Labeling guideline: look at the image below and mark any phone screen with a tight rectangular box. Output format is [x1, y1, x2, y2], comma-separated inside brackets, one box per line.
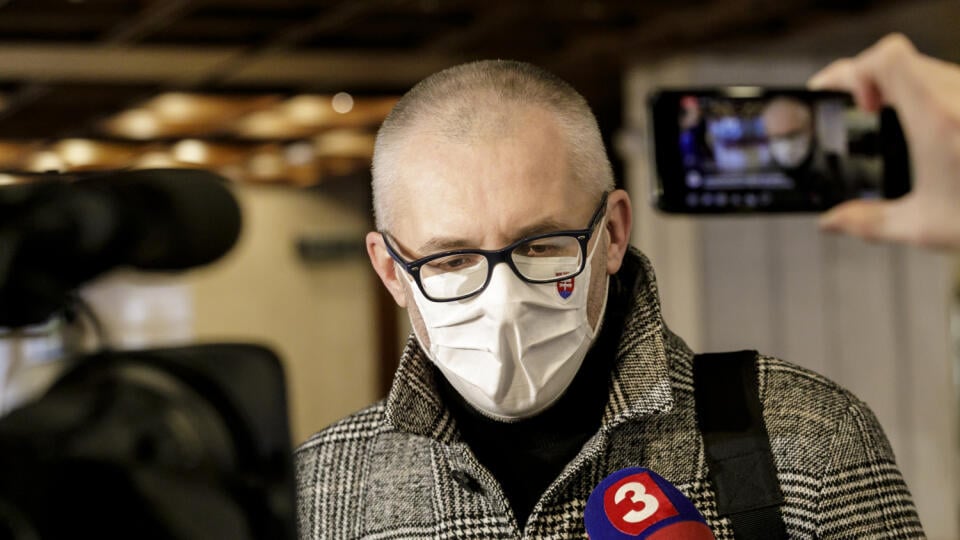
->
[649, 89, 910, 213]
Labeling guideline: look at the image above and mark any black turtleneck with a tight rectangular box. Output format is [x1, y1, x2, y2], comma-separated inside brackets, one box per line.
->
[435, 273, 630, 530]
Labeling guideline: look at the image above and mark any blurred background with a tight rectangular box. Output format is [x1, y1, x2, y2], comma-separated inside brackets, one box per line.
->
[0, 0, 956, 536]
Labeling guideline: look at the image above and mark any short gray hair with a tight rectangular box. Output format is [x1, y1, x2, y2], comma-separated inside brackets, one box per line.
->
[372, 60, 614, 231]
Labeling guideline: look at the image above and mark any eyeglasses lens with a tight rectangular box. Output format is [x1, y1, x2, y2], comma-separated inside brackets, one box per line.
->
[511, 236, 583, 281]
[420, 255, 488, 299]
[417, 236, 584, 300]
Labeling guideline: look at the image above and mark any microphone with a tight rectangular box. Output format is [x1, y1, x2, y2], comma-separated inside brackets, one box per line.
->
[584, 467, 716, 539]
[0, 168, 242, 327]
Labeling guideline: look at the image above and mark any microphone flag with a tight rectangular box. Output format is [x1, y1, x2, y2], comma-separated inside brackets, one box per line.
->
[584, 467, 716, 539]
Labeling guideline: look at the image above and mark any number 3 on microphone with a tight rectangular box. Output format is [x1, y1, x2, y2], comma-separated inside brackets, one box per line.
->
[602, 472, 679, 535]
[613, 481, 660, 523]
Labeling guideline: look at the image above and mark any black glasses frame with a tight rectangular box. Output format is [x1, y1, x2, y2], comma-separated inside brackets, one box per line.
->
[382, 192, 609, 302]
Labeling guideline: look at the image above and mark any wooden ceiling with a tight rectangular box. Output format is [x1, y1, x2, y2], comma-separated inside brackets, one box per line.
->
[0, 0, 905, 144]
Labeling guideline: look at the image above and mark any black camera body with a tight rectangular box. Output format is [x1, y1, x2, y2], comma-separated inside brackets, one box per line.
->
[0, 170, 297, 539]
[0, 344, 296, 540]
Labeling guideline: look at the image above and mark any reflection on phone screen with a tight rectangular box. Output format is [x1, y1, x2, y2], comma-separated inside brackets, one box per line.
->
[677, 94, 883, 210]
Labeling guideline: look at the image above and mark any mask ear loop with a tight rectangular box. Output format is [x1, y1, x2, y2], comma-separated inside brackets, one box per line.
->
[585, 216, 607, 261]
[393, 260, 420, 304]
[393, 260, 440, 358]
[587, 225, 611, 338]
[393, 261, 409, 285]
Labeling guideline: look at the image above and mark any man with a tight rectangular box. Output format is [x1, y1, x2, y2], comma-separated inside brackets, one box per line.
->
[296, 60, 922, 538]
[762, 96, 816, 170]
[760, 96, 863, 206]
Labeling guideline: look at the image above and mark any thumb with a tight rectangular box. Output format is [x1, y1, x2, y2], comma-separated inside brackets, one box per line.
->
[818, 199, 905, 243]
[807, 58, 849, 91]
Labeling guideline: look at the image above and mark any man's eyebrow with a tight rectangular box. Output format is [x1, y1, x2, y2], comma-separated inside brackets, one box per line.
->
[416, 218, 572, 256]
[416, 237, 474, 255]
[511, 219, 571, 241]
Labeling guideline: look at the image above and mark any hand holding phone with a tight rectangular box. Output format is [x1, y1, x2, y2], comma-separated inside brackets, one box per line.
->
[648, 88, 911, 214]
[811, 34, 960, 249]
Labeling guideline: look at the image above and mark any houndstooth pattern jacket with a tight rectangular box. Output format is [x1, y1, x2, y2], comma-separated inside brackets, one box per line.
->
[295, 248, 924, 539]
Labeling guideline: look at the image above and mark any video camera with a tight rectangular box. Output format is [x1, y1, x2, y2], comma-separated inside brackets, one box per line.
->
[0, 169, 296, 539]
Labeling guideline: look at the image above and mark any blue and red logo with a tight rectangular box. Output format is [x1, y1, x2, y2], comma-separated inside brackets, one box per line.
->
[584, 467, 715, 539]
[556, 275, 575, 299]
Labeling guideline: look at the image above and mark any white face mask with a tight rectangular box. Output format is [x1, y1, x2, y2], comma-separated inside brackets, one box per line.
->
[769, 134, 811, 169]
[403, 230, 609, 421]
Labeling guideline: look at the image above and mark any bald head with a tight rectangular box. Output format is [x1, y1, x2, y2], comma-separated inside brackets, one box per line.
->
[371, 60, 614, 231]
[762, 97, 813, 138]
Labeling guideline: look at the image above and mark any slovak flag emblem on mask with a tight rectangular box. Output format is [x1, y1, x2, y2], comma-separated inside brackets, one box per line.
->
[556, 275, 575, 299]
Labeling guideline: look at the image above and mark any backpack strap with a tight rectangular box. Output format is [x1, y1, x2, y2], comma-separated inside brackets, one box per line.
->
[693, 351, 787, 540]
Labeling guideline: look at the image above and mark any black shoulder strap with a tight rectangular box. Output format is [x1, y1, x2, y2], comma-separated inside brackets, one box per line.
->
[693, 351, 787, 540]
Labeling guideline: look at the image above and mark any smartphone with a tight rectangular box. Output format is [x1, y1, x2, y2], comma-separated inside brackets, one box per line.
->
[648, 88, 911, 213]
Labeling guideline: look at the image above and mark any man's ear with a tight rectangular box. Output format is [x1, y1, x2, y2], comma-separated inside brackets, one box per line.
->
[366, 231, 409, 308]
[603, 189, 633, 275]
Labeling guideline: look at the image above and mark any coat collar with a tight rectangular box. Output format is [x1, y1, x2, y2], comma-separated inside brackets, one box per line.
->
[384, 247, 675, 442]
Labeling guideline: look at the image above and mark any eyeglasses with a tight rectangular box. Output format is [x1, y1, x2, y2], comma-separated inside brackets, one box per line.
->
[382, 192, 609, 302]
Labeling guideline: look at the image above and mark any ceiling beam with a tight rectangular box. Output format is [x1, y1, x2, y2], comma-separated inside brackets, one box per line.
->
[0, 43, 462, 89]
[100, 0, 200, 46]
[257, 0, 389, 52]
[223, 50, 464, 88]
[419, 3, 535, 53]
[0, 0, 201, 129]
[191, 0, 393, 88]
[0, 44, 238, 84]
[546, 0, 789, 73]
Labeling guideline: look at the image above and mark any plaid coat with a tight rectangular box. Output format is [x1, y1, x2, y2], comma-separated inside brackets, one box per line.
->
[295, 248, 923, 539]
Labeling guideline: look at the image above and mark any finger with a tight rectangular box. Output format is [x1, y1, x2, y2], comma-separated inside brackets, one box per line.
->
[807, 58, 883, 112]
[809, 33, 919, 111]
[854, 33, 918, 109]
[807, 58, 851, 91]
